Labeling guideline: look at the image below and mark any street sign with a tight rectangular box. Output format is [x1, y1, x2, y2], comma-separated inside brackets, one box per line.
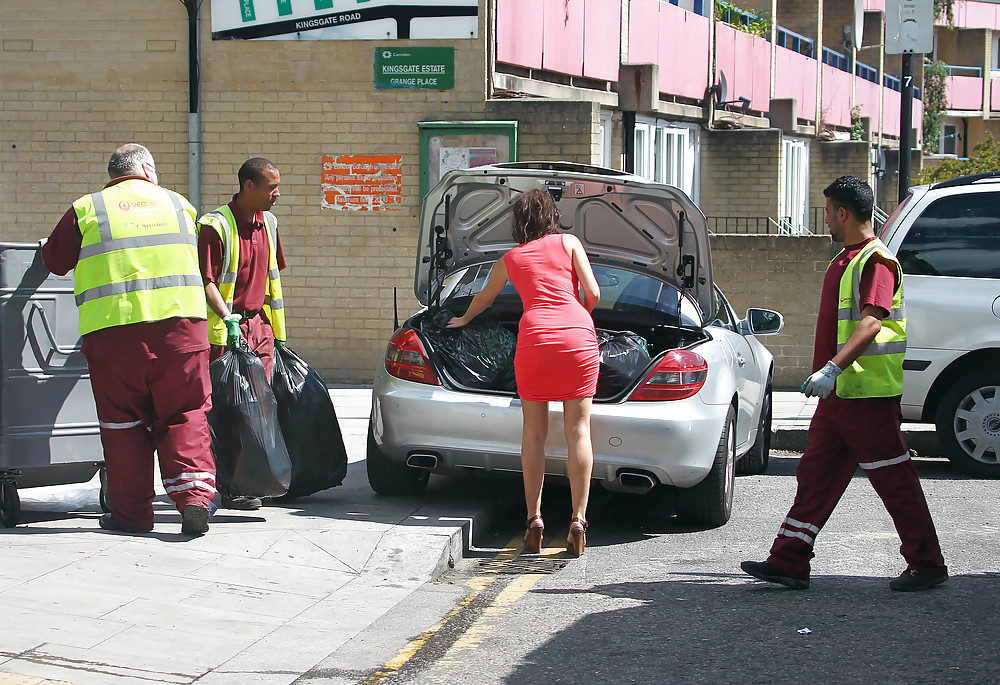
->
[374, 47, 455, 90]
[885, 0, 933, 54]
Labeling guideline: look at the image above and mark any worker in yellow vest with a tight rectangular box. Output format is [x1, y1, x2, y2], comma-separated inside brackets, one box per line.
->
[742, 176, 947, 592]
[42, 143, 216, 537]
[197, 157, 287, 511]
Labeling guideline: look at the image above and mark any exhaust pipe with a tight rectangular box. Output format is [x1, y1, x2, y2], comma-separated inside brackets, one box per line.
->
[406, 453, 439, 469]
[617, 470, 657, 493]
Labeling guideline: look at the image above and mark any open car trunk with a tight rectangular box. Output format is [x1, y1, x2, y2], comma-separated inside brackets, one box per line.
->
[409, 304, 710, 402]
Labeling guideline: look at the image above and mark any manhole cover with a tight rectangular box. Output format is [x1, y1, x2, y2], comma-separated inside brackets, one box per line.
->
[477, 556, 569, 574]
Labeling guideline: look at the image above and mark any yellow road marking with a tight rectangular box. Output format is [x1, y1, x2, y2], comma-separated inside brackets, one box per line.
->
[362, 531, 567, 684]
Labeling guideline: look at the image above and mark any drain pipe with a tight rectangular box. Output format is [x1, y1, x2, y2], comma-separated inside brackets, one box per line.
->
[185, 1, 202, 211]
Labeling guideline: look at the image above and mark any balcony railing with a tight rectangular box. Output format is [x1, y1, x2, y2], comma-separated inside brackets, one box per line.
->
[942, 64, 983, 77]
[823, 46, 850, 71]
[776, 26, 814, 57]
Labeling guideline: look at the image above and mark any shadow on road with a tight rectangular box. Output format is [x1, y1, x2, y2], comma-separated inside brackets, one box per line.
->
[511, 572, 1000, 684]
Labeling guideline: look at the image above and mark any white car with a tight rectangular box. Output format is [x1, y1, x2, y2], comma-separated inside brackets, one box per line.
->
[367, 163, 783, 525]
[879, 172, 1000, 476]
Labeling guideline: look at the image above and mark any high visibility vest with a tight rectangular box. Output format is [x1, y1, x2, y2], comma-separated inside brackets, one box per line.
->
[196, 205, 286, 345]
[834, 238, 906, 398]
[71, 179, 206, 335]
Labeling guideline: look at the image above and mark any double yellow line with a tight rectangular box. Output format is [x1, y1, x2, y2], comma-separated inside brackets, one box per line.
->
[361, 530, 570, 684]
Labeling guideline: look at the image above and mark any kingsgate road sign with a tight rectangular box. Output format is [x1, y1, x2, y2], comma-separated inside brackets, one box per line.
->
[374, 47, 454, 90]
[213, 0, 478, 41]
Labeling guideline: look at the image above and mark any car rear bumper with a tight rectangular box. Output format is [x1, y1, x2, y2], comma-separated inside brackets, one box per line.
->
[371, 367, 730, 489]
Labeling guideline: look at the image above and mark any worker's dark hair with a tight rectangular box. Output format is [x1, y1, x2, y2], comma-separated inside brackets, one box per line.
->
[238, 157, 278, 191]
[823, 175, 874, 222]
[512, 189, 560, 244]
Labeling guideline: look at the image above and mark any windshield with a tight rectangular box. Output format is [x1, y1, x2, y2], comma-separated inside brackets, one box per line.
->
[441, 263, 702, 327]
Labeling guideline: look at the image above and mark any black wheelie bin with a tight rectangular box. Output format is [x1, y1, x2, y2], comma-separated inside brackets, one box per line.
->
[0, 242, 106, 527]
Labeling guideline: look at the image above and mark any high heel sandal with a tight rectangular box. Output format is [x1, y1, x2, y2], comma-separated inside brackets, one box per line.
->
[523, 515, 544, 554]
[566, 516, 588, 558]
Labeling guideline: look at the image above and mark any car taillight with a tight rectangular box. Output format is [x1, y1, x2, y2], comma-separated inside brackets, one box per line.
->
[384, 329, 440, 385]
[629, 350, 708, 401]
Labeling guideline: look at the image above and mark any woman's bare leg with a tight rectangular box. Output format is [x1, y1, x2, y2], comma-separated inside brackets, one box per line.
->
[562, 397, 594, 521]
[520, 400, 549, 518]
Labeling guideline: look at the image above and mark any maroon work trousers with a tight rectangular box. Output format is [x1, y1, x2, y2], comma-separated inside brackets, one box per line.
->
[767, 394, 946, 580]
[88, 349, 216, 532]
[209, 311, 275, 380]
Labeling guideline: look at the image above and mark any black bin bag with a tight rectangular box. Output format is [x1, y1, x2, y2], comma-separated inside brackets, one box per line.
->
[419, 309, 516, 391]
[596, 330, 651, 397]
[270, 345, 348, 499]
[208, 345, 291, 498]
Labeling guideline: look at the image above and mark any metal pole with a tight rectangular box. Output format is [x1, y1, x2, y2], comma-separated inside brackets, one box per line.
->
[898, 52, 913, 203]
[187, 1, 202, 212]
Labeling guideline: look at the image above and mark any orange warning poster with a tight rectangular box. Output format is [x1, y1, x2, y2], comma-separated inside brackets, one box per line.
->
[321, 154, 402, 211]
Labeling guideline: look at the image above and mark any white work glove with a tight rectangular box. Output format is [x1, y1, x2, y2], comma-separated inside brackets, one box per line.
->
[801, 361, 842, 399]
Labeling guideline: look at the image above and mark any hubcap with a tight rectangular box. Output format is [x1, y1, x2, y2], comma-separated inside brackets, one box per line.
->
[953, 385, 1000, 465]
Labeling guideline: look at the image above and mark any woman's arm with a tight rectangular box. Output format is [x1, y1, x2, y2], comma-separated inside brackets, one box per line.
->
[446, 257, 509, 328]
[564, 235, 600, 312]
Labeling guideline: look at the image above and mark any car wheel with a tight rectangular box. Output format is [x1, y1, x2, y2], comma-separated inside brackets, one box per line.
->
[677, 405, 736, 527]
[737, 383, 771, 475]
[0, 481, 20, 528]
[366, 423, 430, 495]
[935, 370, 1000, 478]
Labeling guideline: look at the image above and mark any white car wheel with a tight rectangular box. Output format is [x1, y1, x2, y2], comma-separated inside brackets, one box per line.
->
[936, 370, 1000, 478]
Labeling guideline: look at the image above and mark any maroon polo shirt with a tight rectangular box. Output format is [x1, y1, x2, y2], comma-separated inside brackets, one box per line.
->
[812, 237, 898, 373]
[41, 176, 208, 360]
[197, 196, 286, 314]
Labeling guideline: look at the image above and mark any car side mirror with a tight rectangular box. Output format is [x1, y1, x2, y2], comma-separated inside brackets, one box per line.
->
[741, 308, 784, 336]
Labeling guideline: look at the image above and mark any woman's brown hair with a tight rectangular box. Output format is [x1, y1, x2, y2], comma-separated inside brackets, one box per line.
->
[511, 189, 560, 244]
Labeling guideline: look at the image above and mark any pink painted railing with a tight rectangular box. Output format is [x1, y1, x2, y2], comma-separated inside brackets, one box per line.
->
[627, 0, 710, 101]
[774, 47, 817, 121]
[946, 75, 984, 110]
[940, 1, 1000, 29]
[991, 80, 1000, 111]
[821, 64, 854, 129]
[715, 23, 771, 112]
[496, 0, 621, 82]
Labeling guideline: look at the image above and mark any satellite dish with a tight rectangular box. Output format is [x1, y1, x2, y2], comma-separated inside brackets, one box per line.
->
[717, 70, 728, 103]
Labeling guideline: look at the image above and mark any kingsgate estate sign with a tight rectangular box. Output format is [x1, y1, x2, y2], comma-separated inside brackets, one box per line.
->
[212, 0, 478, 41]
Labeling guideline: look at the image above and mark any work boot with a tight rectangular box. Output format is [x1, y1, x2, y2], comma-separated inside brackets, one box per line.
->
[221, 495, 262, 510]
[98, 513, 152, 534]
[889, 569, 948, 592]
[740, 560, 810, 589]
[181, 505, 210, 537]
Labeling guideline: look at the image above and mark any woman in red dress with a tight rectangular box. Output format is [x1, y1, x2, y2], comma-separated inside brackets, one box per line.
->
[447, 189, 600, 557]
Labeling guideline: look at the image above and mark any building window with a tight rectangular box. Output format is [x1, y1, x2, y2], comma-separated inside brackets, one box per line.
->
[633, 117, 700, 201]
[600, 111, 613, 168]
[782, 137, 810, 234]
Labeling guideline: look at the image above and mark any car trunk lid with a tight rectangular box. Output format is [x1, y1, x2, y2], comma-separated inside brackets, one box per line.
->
[415, 162, 714, 325]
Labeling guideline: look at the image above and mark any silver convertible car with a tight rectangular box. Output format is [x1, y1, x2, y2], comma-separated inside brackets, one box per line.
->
[367, 162, 783, 526]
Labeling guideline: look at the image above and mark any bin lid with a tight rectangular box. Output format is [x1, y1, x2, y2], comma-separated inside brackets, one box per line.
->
[416, 162, 714, 323]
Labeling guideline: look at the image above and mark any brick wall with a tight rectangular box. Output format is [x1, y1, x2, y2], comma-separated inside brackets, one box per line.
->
[809, 140, 870, 218]
[710, 234, 833, 387]
[486, 100, 601, 162]
[776, 0, 820, 43]
[699, 128, 782, 219]
[0, 0, 610, 383]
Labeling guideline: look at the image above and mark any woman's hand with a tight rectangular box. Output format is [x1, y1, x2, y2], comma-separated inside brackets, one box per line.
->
[445, 315, 466, 329]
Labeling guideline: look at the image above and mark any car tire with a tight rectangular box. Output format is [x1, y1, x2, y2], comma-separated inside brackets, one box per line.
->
[737, 383, 771, 476]
[677, 405, 736, 527]
[935, 370, 1000, 478]
[366, 424, 430, 495]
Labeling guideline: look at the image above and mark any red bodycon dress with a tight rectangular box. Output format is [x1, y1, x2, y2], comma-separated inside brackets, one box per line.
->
[503, 233, 600, 401]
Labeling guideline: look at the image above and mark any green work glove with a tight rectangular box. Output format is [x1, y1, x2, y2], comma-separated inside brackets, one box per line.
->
[223, 314, 242, 349]
[275, 340, 285, 349]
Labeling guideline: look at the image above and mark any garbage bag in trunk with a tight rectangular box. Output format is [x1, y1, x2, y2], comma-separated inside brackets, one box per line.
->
[270, 345, 348, 500]
[419, 309, 516, 390]
[596, 330, 651, 397]
[208, 345, 291, 498]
